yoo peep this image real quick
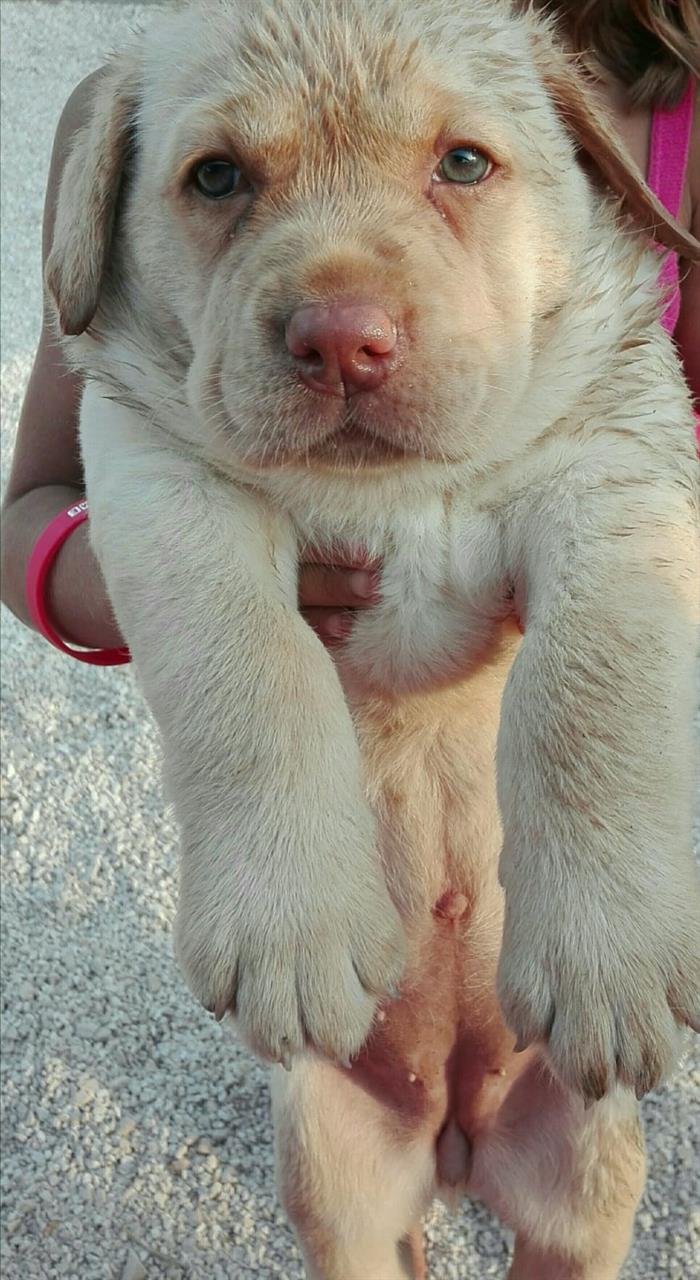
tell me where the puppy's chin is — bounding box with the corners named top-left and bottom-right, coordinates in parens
top-left (211, 380), bottom-right (486, 472)
top-left (217, 410), bottom-right (463, 472)
top-left (303, 426), bottom-right (423, 468)
top-left (226, 425), bottom-right (433, 473)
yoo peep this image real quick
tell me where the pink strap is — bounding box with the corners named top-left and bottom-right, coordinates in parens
top-left (648, 78), bottom-right (694, 219)
top-left (647, 78), bottom-right (695, 335)
top-left (25, 501), bottom-right (132, 665)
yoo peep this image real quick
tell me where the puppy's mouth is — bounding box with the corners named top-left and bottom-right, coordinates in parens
top-left (306, 421), bottom-right (413, 465)
top-left (214, 369), bottom-right (450, 470)
top-left (289, 386), bottom-right (432, 466)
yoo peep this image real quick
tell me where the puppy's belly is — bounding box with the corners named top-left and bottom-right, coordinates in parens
top-left (345, 899), bottom-right (531, 1180)
top-left (345, 665), bottom-right (530, 1184)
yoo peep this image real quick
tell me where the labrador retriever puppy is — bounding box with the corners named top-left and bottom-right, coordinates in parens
top-left (46, 0), bottom-right (700, 1275)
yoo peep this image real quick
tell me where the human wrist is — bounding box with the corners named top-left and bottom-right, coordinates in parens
top-left (1, 486), bottom-right (126, 651)
top-left (44, 516), bottom-right (126, 650)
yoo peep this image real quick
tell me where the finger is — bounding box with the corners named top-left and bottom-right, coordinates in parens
top-left (299, 564), bottom-right (380, 609)
top-left (303, 608), bottom-right (355, 646)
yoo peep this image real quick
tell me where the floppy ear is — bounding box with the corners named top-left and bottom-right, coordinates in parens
top-left (46, 55), bottom-right (140, 336)
top-left (540, 51), bottom-right (700, 263)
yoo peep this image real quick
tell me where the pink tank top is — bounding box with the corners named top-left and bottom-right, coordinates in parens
top-left (647, 77), bottom-right (695, 334)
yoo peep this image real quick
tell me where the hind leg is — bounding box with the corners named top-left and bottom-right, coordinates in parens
top-left (507, 1230), bottom-right (637, 1280)
top-left (472, 1061), bottom-right (645, 1280)
top-left (272, 1058), bottom-right (433, 1280)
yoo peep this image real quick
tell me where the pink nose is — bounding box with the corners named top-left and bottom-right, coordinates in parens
top-left (285, 302), bottom-right (399, 396)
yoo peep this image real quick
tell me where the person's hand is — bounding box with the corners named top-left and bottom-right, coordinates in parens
top-left (299, 548), bottom-right (381, 647)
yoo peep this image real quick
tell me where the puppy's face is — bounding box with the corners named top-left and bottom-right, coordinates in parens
top-left (121, 0), bottom-right (590, 472)
top-left (53, 0), bottom-right (696, 474)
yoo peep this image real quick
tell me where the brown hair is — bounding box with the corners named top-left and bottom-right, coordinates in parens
top-left (536, 0), bottom-right (700, 107)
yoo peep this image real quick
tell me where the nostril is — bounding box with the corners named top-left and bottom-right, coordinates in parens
top-left (294, 342), bottom-right (323, 366)
top-left (307, 352), bottom-right (323, 366)
top-left (285, 316), bottom-right (327, 365)
top-left (359, 329), bottom-right (397, 358)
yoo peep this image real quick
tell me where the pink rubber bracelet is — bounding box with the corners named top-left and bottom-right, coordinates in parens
top-left (25, 500), bottom-right (131, 665)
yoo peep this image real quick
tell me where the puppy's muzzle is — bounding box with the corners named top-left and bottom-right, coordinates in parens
top-left (285, 301), bottom-right (401, 397)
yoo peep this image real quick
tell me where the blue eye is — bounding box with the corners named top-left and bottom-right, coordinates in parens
top-left (194, 160), bottom-right (243, 199)
top-left (437, 147), bottom-right (492, 185)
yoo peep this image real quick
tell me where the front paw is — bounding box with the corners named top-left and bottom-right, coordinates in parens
top-left (497, 875), bottom-right (700, 1102)
top-left (174, 827), bottom-right (406, 1065)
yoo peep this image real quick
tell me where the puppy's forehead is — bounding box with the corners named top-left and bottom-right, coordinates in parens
top-left (142, 0), bottom-right (543, 152)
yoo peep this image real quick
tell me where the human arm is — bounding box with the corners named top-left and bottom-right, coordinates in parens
top-left (0, 72), bottom-right (127, 649)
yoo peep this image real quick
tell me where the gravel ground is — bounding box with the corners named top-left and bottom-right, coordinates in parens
top-left (1, 4), bottom-right (699, 1277)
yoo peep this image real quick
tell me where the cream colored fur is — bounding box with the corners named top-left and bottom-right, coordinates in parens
top-left (47, 1), bottom-right (700, 1274)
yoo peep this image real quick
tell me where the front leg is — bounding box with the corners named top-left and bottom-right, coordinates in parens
top-left (497, 456), bottom-right (700, 1100)
top-left (80, 385), bottom-right (405, 1065)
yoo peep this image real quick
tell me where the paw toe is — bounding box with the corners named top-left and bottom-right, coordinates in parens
top-left (300, 954), bottom-right (377, 1060)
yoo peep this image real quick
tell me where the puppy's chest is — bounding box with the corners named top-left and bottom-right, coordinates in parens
top-left (331, 506), bottom-right (507, 696)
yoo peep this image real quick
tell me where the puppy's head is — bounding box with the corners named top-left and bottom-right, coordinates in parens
top-left (47, 0), bottom-right (699, 473)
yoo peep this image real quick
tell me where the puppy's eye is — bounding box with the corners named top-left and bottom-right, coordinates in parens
top-left (194, 160), bottom-right (243, 199)
top-left (437, 147), bottom-right (492, 185)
